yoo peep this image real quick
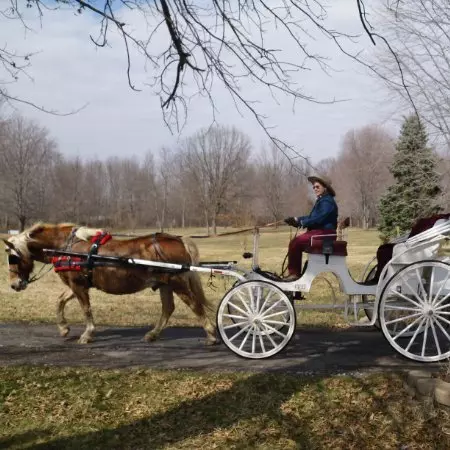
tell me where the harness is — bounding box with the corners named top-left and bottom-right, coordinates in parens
top-left (51, 231), bottom-right (112, 286)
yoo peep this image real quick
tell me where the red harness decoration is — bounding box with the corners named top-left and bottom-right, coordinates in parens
top-left (51, 230), bottom-right (113, 273)
top-left (90, 231), bottom-right (112, 246)
top-left (51, 256), bottom-right (84, 272)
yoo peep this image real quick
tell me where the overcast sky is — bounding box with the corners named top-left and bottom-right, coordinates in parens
top-left (1, 0), bottom-right (403, 164)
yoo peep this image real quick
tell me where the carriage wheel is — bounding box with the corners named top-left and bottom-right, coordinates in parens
top-left (378, 260), bottom-right (450, 362)
top-left (361, 264), bottom-right (380, 327)
top-left (217, 280), bottom-right (296, 359)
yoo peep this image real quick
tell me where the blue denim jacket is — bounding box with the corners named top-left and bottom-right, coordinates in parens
top-left (296, 193), bottom-right (338, 230)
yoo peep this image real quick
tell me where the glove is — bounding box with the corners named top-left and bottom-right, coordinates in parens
top-left (284, 217), bottom-right (298, 227)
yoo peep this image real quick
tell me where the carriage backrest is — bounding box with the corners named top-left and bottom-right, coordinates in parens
top-left (373, 214), bottom-right (450, 283)
top-left (408, 214), bottom-right (450, 238)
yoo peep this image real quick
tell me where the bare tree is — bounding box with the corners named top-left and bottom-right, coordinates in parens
top-left (334, 125), bottom-right (395, 228)
top-left (1, 0), bottom-right (407, 168)
top-left (181, 125), bottom-right (251, 235)
top-left (0, 115), bottom-right (57, 230)
top-left (374, 1), bottom-right (450, 146)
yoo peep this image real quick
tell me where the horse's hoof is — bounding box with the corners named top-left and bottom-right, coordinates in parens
top-left (78, 335), bottom-right (92, 344)
top-left (59, 326), bottom-right (70, 337)
top-left (205, 338), bottom-right (219, 346)
top-left (144, 333), bottom-right (158, 342)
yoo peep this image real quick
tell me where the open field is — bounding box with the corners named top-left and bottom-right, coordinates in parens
top-left (0, 227), bottom-right (380, 329)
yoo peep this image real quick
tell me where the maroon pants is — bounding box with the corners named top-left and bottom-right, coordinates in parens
top-left (288, 229), bottom-right (336, 276)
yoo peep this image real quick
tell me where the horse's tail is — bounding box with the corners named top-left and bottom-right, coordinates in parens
top-left (181, 237), bottom-right (200, 265)
top-left (181, 237), bottom-right (215, 314)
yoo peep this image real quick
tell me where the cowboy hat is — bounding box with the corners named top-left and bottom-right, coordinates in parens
top-left (307, 175), bottom-right (336, 197)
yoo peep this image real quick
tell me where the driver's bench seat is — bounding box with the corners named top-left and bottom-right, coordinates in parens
top-left (304, 239), bottom-right (348, 256)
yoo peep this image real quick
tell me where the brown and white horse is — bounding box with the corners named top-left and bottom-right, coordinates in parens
top-left (2, 223), bottom-right (217, 345)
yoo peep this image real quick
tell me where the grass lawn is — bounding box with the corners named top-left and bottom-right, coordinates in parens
top-left (1, 226), bottom-right (449, 449)
top-left (1, 366), bottom-right (449, 449)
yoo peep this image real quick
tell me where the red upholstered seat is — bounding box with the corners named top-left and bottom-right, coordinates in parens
top-left (305, 239), bottom-right (348, 256)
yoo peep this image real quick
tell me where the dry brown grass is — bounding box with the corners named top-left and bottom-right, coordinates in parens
top-left (0, 227), bottom-right (380, 329)
top-left (1, 366), bottom-right (449, 450)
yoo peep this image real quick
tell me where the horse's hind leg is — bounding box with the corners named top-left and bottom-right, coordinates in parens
top-left (173, 273), bottom-right (217, 346)
top-left (56, 289), bottom-right (76, 337)
top-left (144, 285), bottom-right (175, 342)
top-left (71, 287), bottom-right (96, 344)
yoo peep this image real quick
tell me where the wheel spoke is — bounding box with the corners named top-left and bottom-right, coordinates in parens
top-left (383, 303), bottom-right (421, 312)
top-left (235, 291), bottom-right (252, 314)
top-left (433, 292), bottom-right (450, 308)
top-left (264, 319), bottom-right (290, 326)
top-left (388, 288), bottom-right (423, 309)
top-left (261, 309), bottom-right (289, 320)
top-left (257, 289), bottom-right (275, 314)
top-left (434, 316), bottom-right (450, 341)
top-left (401, 275), bottom-right (426, 305)
top-left (255, 287), bottom-right (262, 315)
top-left (224, 321), bottom-right (249, 330)
top-left (429, 318), bottom-right (441, 356)
top-left (405, 317), bottom-right (427, 352)
top-left (415, 268), bottom-right (428, 301)
top-left (421, 318), bottom-right (429, 357)
top-left (262, 322), bottom-right (288, 338)
top-left (261, 322), bottom-right (277, 348)
top-left (435, 313), bottom-right (450, 327)
top-left (432, 270), bottom-right (450, 305)
top-left (385, 312), bottom-right (422, 325)
top-left (229, 323), bottom-right (252, 342)
top-left (260, 298), bottom-right (284, 317)
top-left (257, 328), bottom-right (266, 353)
top-left (227, 301), bottom-right (249, 317)
top-left (223, 313), bottom-right (247, 320)
top-left (429, 266), bottom-right (435, 304)
top-left (251, 327), bottom-right (256, 353)
top-left (246, 285), bottom-right (254, 312)
top-left (238, 325), bottom-right (254, 351)
top-left (392, 315), bottom-right (423, 341)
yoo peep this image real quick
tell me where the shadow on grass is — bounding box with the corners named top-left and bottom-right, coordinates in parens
top-left (5, 372), bottom-right (316, 450)
top-left (3, 370), bottom-right (448, 450)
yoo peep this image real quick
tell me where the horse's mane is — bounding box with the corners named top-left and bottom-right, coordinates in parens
top-left (8, 222), bottom-right (76, 257)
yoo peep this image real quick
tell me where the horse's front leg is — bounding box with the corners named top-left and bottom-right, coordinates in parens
top-left (144, 284), bottom-right (175, 342)
top-left (72, 286), bottom-right (96, 344)
top-left (56, 289), bottom-right (76, 337)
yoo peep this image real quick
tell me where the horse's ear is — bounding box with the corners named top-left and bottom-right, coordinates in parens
top-left (28, 225), bottom-right (45, 238)
top-left (2, 239), bottom-right (14, 250)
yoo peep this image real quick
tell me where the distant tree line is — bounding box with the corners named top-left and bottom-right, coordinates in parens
top-left (0, 113), bottom-right (447, 233)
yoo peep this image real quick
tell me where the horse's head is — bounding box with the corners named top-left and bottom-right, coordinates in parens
top-left (2, 222), bottom-right (76, 291)
top-left (3, 237), bottom-right (34, 291)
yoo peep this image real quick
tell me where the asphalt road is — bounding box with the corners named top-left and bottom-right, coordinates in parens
top-left (0, 323), bottom-right (443, 375)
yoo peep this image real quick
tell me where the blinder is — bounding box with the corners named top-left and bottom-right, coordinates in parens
top-left (8, 254), bottom-right (21, 265)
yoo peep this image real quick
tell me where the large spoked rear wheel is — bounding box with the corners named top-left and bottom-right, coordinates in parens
top-left (378, 260), bottom-right (450, 362)
top-left (217, 280), bottom-right (296, 359)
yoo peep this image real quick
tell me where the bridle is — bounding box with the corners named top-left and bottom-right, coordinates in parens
top-left (7, 248), bottom-right (54, 286)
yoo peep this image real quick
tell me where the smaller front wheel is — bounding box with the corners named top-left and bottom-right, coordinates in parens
top-left (217, 281), bottom-right (296, 359)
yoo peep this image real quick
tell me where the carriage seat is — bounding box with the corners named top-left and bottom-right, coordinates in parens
top-left (305, 239), bottom-right (348, 256)
top-left (373, 213), bottom-right (450, 282)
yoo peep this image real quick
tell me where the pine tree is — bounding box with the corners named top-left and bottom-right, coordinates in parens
top-left (378, 115), bottom-right (441, 239)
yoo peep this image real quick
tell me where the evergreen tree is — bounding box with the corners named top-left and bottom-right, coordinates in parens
top-left (378, 115), bottom-right (441, 239)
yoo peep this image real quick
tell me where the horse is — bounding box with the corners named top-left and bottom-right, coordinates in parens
top-left (2, 222), bottom-right (217, 345)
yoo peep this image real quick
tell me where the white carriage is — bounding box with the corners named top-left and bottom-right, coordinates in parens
top-left (43, 215), bottom-right (450, 363)
top-left (214, 216), bottom-right (450, 362)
